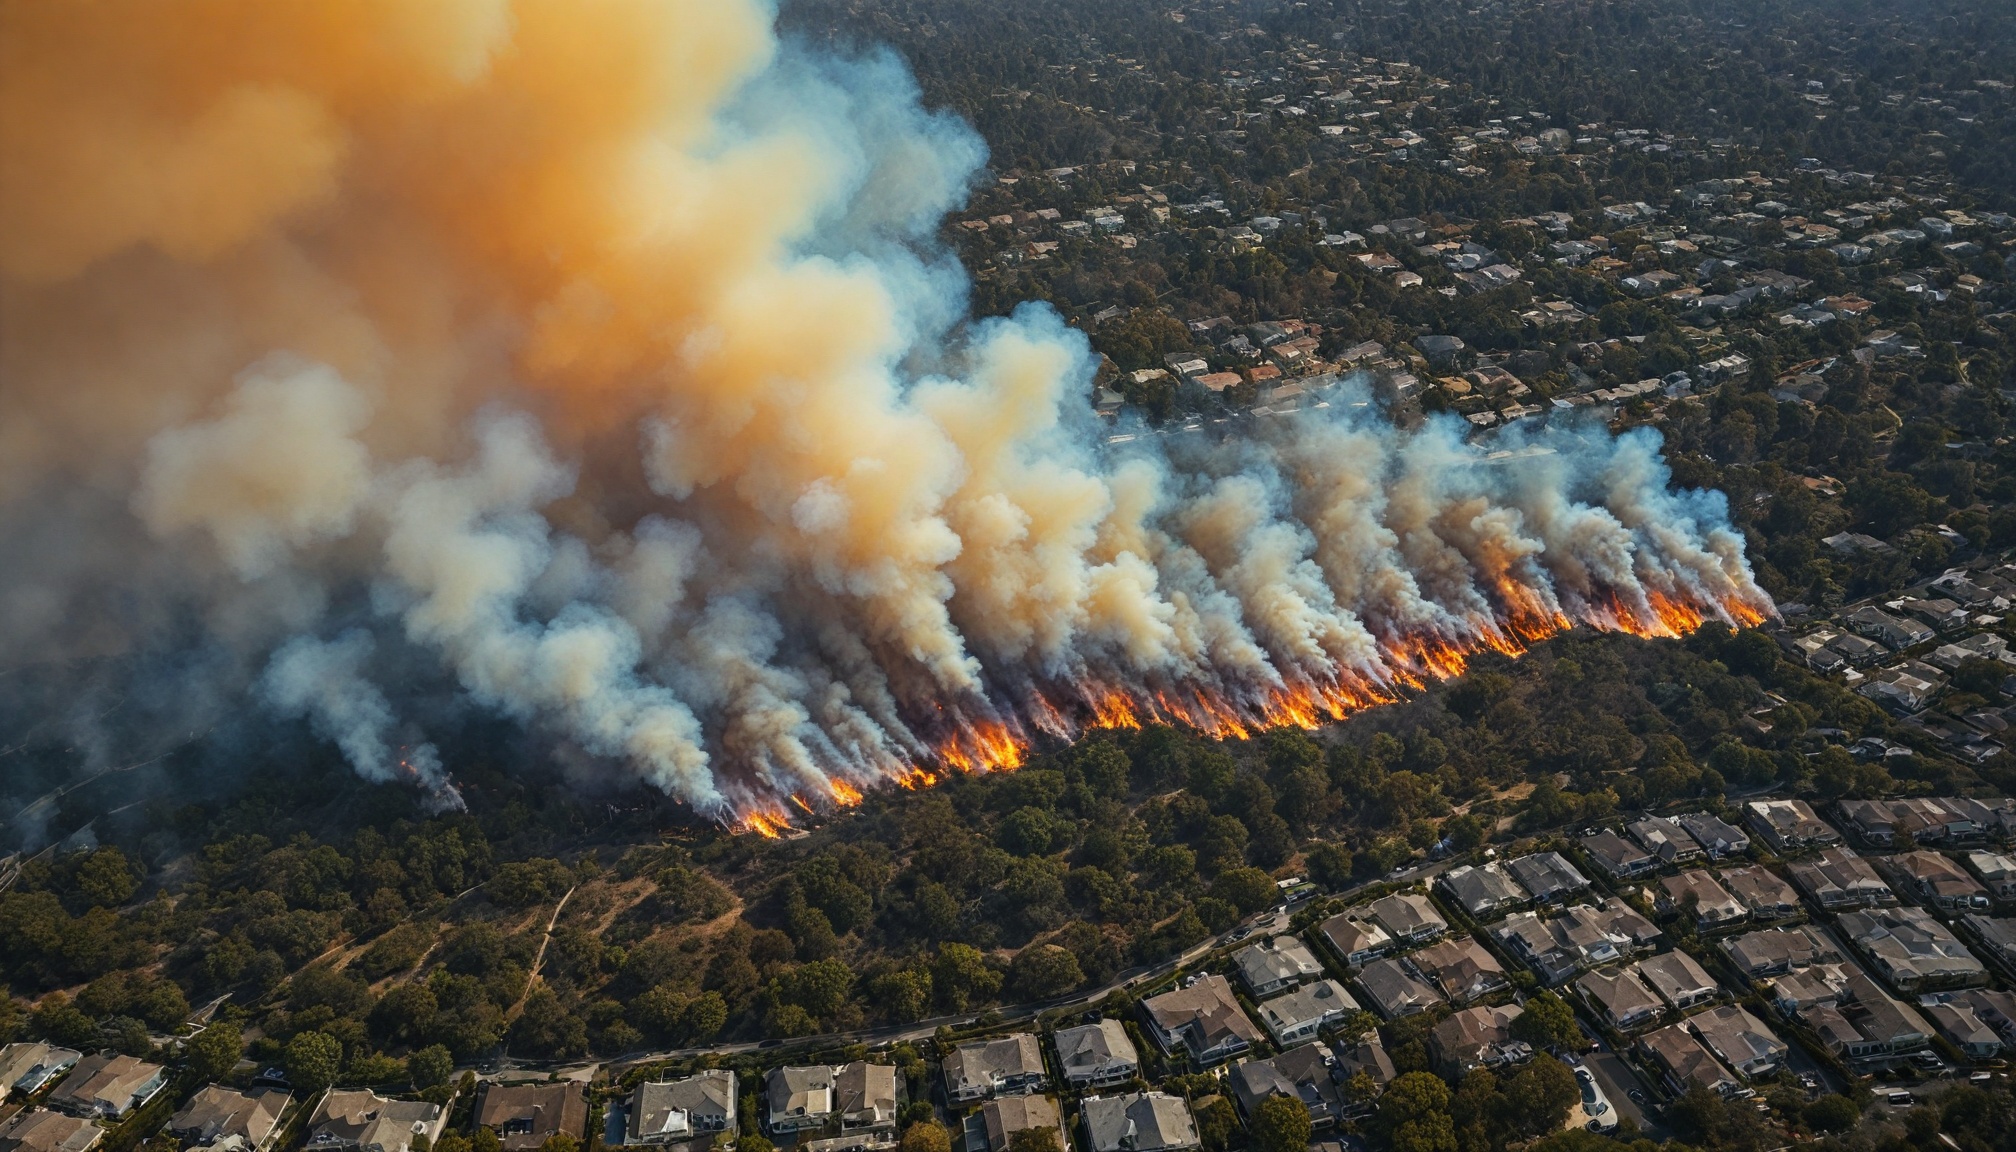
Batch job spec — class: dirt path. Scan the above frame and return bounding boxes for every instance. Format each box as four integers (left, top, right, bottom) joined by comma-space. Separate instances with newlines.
510, 886, 577, 1016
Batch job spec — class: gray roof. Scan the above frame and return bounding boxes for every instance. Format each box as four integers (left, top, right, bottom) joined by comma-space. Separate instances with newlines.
1688, 1006, 1786, 1075
629, 1072, 736, 1144
1142, 976, 1262, 1056
1081, 1093, 1198, 1152
1839, 907, 1987, 987
1438, 864, 1528, 918
308, 1090, 444, 1152
1232, 937, 1325, 992
1054, 1020, 1138, 1078
1227, 1045, 1345, 1125
1367, 893, 1447, 939
1409, 937, 1507, 1002
1675, 813, 1750, 856
766, 1067, 835, 1123
1633, 951, 1721, 1008
1787, 848, 1895, 907
1256, 981, 1358, 1039
1721, 925, 1842, 976
945, 1035, 1044, 1097
0, 1112, 103, 1152
1356, 958, 1442, 1018
978, 1096, 1061, 1152
170, 1087, 290, 1150
1506, 852, 1589, 900
0, 1045, 81, 1095
1628, 817, 1702, 863
1581, 830, 1654, 876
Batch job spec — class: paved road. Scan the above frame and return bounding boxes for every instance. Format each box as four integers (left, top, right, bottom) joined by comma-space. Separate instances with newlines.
1583, 1049, 1659, 1135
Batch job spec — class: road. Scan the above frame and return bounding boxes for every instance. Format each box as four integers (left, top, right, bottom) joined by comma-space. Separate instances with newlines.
477, 855, 1463, 1079
1582, 1049, 1660, 1136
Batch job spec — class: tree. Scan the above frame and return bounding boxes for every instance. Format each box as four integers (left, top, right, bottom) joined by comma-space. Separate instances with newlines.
897, 1121, 951, 1152
285, 1030, 343, 1095
536, 1135, 579, 1152
1194, 1097, 1239, 1152
187, 1021, 243, 1082
1251, 1095, 1312, 1152
410, 1044, 454, 1090
76, 849, 137, 909
1007, 945, 1083, 1001
1508, 991, 1582, 1051
1501, 1056, 1579, 1137
931, 943, 1001, 1013
1007, 1129, 1063, 1152
1804, 1094, 1860, 1133
1210, 867, 1276, 916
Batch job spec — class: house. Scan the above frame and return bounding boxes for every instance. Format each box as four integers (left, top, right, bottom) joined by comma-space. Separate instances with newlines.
1228, 1046, 1347, 1130
1720, 925, 1845, 980
1688, 1006, 1787, 1078
765, 1067, 835, 1135
1506, 853, 1590, 904
1787, 848, 1896, 910
1841, 798, 1991, 846
1675, 813, 1751, 859
1053, 1021, 1140, 1089
1965, 851, 2016, 903
1630, 818, 1704, 866
1962, 915, 2016, 971
1366, 893, 1448, 944
1438, 864, 1529, 921
1319, 913, 1393, 968
1928, 635, 2015, 672
1921, 998, 2004, 1059
1875, 851, 1991, 912
1838, 907, 1987, 992
1233, 937, 1326, 998
1720, 866, 1800, 921
47, 1054, 167, 1120
1634, 951, 1723, 1011
1782, 630, 1850, 673
1845, 605, 1934, 649
1657, 871, 1748, 929
0, 1112, 102, 1152
1409, 937, 1509, 1003
1256, 981, 1359, 1047
0, 1044, 82, 1095
475, 1082, 587, 1151
1080, 1093, 1198, 1152
1895, 597, 1972, 634
1494, 900, 1661, 985
1771, 962, 1866, 1015
944, 1035, 1046, 1103
1829, 633, 1888, 667
1577, 968, 1666, 1030
1334, 1039, 1397, 1106
307, 1091, 447, 1152
170, 1087, 291, 1152
972, 1097, 1064, 1152
1140, 975, 1263, 1065
833, 1063, 899, 1133
1860, 662, 1948, 714
1802, 974, 1932, 1062
1746, 799, 1840, 851
1580, 831, 1657, 879
1642, 1026, 1746, 1099
626, 1072, 737, 1148
1356, 958, 1443, 1019
1430, 1005, 1532, 1075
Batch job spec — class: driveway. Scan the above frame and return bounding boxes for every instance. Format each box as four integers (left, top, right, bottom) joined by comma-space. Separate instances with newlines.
1583, 1050, 1662, 1136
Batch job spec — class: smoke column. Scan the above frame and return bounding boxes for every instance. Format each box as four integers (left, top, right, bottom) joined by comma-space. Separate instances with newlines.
0, 0, 1773, 828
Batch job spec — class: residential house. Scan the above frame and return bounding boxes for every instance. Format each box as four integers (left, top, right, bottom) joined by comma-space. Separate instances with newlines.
1233, 937, 1326, 999
765, 1067, 835, 1135
1860, 662, 1947, 714
1746, 800, 1841, 851
1634, 951, 1723, 1012
0, 1045, 81, 1095
1720, 866, 1801, 921
1506, 853, 1590, 905
1494, 900, 1661, 985
1838, 907, 1988, 992
1771, 961, 1866, 1015
0, 1112, 101, 1152
1334, 1039, 1397, 1108
1140, 976, 1263, 1066
475, 1083, 587, 1152
1641, 1026, 1747, 1099
1319, 914, 1393, 968
1929, 635, 2016, 672
307, 1091, 447, 1152
1367, 893, 1448, 945
832, 1063, 898, 1135
1920, 998, 2004, 1059
1080, 1094, 1198, 1152
1966, 852, 2016, 903
1257, 981, 1359, 1047
1830, 633, 1888, 667
1845, 606, 1934, 649
1720, 925, 1844, 980
1581, 831, 1657, 880
1630, 818, 1704, 866
1356, 958, 1443, 1020
972, 1097, 1064, 1152
171, 1088, 291, 1152
1841, 798, 1991, 847
1688, 1006, 1787, 1078
1676, 813, 1751, 859
1430, 1005, 1532, 1075
1802, 974, 1932, 1062
1895, 597, 1972, 635
1578, 968, 1666, 1031
1963, 915, 2016, 971
1657, 871, 1748, 929
1229, 1046, 1347, 1131
1875, 851, 1991, 912
1409, 938, 1509, 1003
1787, 848, 1896, 911
944, 1035, 1046, 1104
626, 1072, 737, 1148
1438, 864, 1529, 921
1782, 630, 1850, 673
1053, 1021, 1139, 1090
47, 1055, 167, 1120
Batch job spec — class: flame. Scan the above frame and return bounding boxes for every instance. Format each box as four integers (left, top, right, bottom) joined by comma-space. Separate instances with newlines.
725, 586, 1767, 834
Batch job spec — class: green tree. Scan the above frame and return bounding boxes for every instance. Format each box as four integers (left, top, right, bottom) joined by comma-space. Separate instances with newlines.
536, 1135, 579, 1152
75, 848, 137, 909
410, 1044, 454, 1090
931, 943, 1001, 1012
1804, 1094, 1860, 1133
1007, 944, 1084, 1001
285, 1030, 343, 1095
1194, 1097, 1239, 1152
1007, 1129, 1062, 1152
1210, 867, 1276, 915
1251, 1095, 1313, 1152
897, 1121, 951, 1152
1508, 991, 1582, 1051
187, 1021, 244, 1083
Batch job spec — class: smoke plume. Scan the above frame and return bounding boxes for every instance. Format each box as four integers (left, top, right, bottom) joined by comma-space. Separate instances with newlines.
0, 0, 1772, 828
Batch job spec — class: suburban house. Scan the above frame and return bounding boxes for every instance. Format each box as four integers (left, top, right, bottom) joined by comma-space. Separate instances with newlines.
1787, 848, 1896, 910
1656, 870, 1748, 929
833, 1063, 899, 1134
475, 1082, 587, 1151
1719, 924, 1844, 980
1409, 937, 1509, 1003
972, 1096, 1066, 1152
0, 1112, 102, 1152
1430, 1005, 1531, 1075
1770, 962, 1865, 1015
1438, 864, 1529, 921
47, 1055, 168, 1120
626, 1071, 737, 1148
1577, 968, 1665, 1031
944, 1035, 1047, 1103
1964, 913, 2016, 970
1720, 866, 1801, 920
1256, 980, 1358, 1046
306, 1091, 447, 1152
1841, 797, 1993, 846
765, 1067, 836, 1135
1675, 813, 1751, 859
1801, 975, 1932, 1062
1688, 1006, 1787, 1078
1642, 1026, 1747, 1099
1838, 907, 1987, 992
1493, 899, 1660, 985
1875, 851, 1991, 912
1356, 958, 1443, 1019
1232, 937, 1326, 998
1922, 997, 2005, 1060
1844, 605, 1933, 649
169, 1087, 290, 1152
1965, 851, 2016, 903
1506, 853, 1590, 905
1629, 817, 1704, 866
1319, 913, 1393, 968
1746, 799, 1841, 851
1633, 951, 1723, 1012
1052, 1021, 1140, 1090
1334, 1039, 1397, 1108
1366, 893, 1448, 945
1080, 1094, 1199, 1152
1580, 831, 1657, 879
1140, 976, 1263, 1066
0, 1045, 81, 1095
1228, 1045, 1347, 1130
